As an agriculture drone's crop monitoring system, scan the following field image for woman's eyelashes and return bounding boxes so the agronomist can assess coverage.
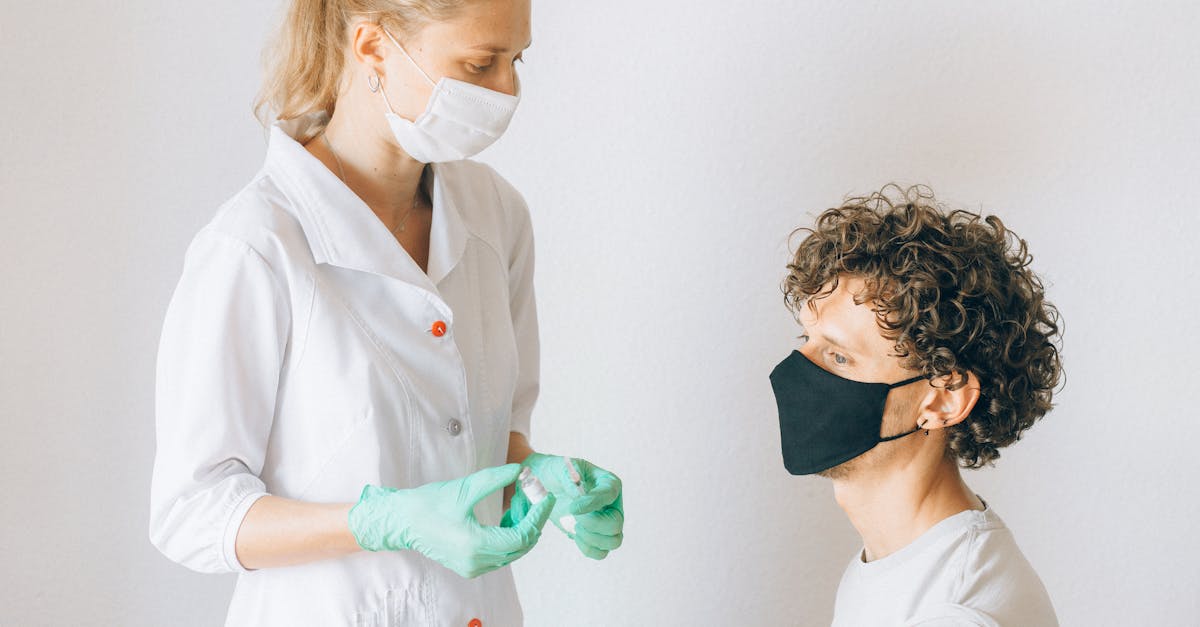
[466,54,524,73]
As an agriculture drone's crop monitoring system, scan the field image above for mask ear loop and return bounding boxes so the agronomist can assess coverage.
[878,374,933,441]
[879,424,924,442]
[382,27,437,87]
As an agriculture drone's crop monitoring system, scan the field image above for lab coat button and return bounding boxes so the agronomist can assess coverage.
[431,320,448,337]
[468,620,482,627]
[446,418,463,436]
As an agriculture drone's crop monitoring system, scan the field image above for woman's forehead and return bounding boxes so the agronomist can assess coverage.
[425,0,531,50]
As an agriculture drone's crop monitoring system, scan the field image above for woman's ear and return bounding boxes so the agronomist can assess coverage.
[350,21,388,69]
[916,371,981,431]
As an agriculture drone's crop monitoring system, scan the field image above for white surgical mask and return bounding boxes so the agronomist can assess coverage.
[378,28,520,163]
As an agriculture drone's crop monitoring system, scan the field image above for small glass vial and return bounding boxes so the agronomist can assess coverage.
[517,467,577,533]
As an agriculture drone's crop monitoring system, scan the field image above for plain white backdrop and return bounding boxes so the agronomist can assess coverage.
[2,1,1198,625]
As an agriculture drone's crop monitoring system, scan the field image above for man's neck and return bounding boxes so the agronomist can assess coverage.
[833,457,984,562]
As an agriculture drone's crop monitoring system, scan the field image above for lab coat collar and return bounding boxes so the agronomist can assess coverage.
[265,116,468,307]
[425,167,467,288]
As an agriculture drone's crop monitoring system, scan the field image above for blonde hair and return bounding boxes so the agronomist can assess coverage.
[254,0,469,142]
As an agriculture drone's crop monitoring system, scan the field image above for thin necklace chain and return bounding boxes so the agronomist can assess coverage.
[321,131,422,235]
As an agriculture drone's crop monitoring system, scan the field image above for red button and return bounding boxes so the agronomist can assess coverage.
[431,320,447,337]
[468,620,482,627]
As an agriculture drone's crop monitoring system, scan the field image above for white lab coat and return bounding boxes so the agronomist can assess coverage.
[150,117,539,627]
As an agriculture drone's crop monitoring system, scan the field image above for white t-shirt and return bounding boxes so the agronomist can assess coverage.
[831,504,1058,627]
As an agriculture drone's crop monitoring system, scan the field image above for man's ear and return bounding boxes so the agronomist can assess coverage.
[916,371,981,431]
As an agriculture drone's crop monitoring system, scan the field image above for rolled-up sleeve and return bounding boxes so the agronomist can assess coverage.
[503,188,539,440]
[149,228,289,574]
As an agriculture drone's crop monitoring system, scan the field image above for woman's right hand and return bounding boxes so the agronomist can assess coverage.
[348,464,555,578]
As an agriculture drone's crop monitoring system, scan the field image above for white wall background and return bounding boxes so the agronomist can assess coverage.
[2,1,1198,625]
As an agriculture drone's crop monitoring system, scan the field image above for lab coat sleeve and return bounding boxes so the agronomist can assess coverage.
[504,188,539,440]
[149,227,289,574]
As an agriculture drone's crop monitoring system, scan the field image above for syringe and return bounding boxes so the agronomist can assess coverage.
[559,456,585,534]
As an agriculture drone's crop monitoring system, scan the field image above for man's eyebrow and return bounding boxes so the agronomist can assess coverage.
[813,328,862,356]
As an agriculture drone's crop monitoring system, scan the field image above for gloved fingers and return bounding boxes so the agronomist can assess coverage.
[450,555,509,579]
[473,536,536,567]
[488,530,543,567]
[517,491,556,535]
[498,508,517,530]
[573,526,623,552]
[474,527,534,558]
[573,534,610,560]
[569,466,622,515]
[573,503,624,536]
[461,463,523,507]
[500,488,531,528]
[478,493,555,554]
[412,536,500,580]
[524,453,575,494]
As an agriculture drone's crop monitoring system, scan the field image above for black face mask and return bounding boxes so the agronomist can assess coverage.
[770,350,929,475]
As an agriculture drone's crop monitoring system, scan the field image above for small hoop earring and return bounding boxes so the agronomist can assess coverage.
[367,74,382,93]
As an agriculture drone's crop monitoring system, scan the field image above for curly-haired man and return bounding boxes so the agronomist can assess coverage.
[770,185,1062,626]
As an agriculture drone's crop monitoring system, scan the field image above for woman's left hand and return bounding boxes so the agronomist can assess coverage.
[502,452,624,560]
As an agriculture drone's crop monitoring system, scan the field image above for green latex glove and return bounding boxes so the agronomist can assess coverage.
[502,452,624,560]
[349,463,555,578]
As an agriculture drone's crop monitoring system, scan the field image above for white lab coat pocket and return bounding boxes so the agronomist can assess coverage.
[352,584,434,627]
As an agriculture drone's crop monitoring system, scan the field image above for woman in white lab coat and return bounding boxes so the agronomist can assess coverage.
[148,1,624,625]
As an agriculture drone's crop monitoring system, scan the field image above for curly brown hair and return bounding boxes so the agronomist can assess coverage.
[783,184,1063,468]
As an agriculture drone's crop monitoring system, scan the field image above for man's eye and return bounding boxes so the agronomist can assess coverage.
[468,63,491,73]
[832,353,849,365]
